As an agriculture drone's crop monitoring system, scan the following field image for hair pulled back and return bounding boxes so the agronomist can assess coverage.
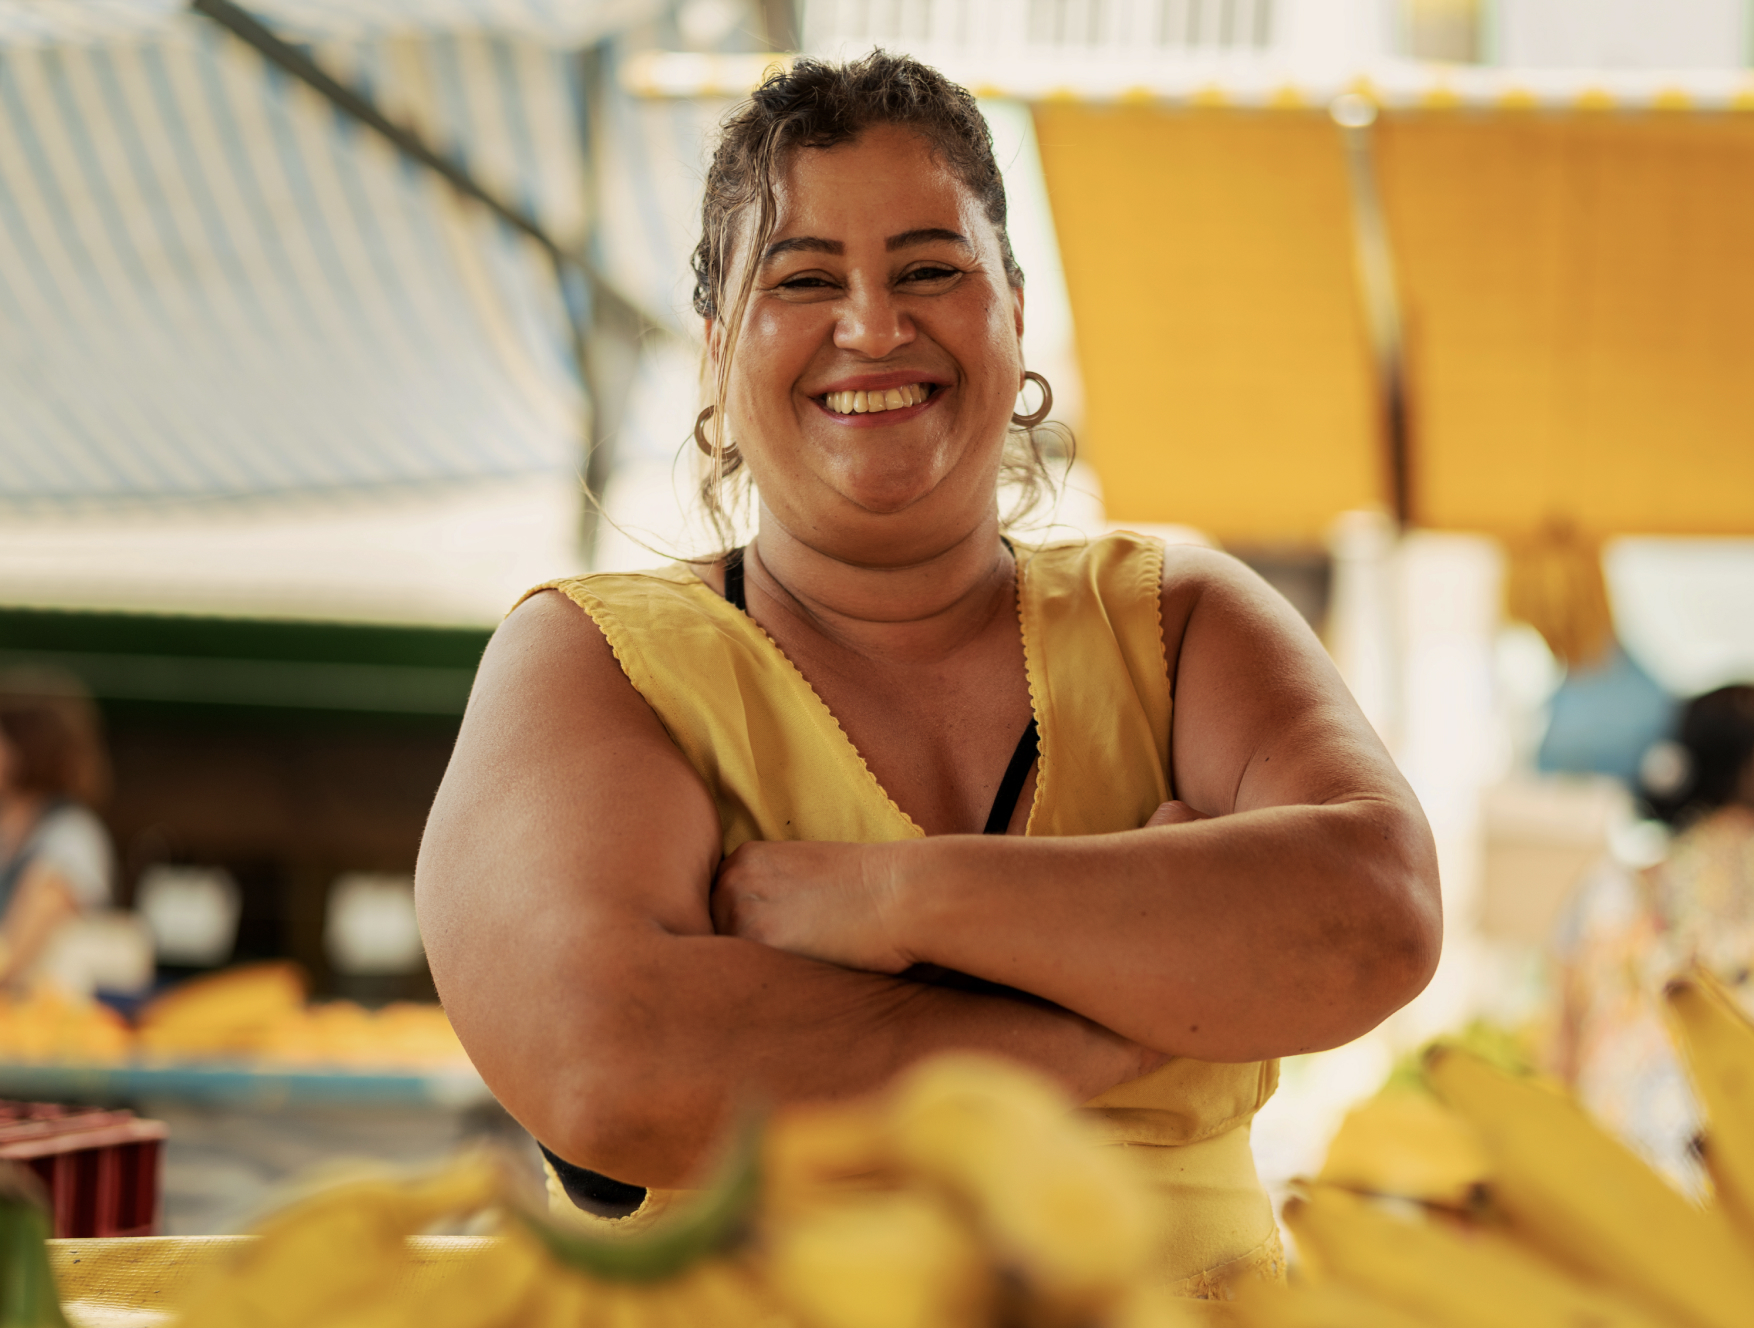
[688,50,1062,550]
[0,669,109,807]
[1645,684,1754,826]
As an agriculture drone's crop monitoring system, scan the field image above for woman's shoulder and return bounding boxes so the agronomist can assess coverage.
[496,561,764,705]
[508,563,708,617]
[26,803,112,908]
[1019,530,1252,602]
[31,802,108,848]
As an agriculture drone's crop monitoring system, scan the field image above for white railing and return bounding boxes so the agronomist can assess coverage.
[804,0,1279,61]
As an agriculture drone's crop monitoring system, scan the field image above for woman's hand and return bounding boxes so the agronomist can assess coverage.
[711,840,912,974]
[713,804,1201,972]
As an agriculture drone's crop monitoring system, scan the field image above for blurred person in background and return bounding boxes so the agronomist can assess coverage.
[0,673,115,987]
[1549,684,1754,1184]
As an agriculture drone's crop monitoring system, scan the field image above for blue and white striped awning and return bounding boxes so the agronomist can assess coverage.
[0,1,654,46]
[0,3,648,509]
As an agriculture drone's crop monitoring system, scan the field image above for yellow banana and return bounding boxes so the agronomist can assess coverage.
[516,1269,596,1328]
[1283,1183,1668,1328]
[1317,1089,1489,1208]
[664,1259,795,1328]
[392,1232,551,1328]
[594,1280,672,1328]
[1230,1280,1440,1328]
[767,1189,990,1328]
[886,1055,1152,1307]
[1426,1044,1754,1328]
[1103,1282,1204,1328]
[1663,970,1754,1242]
[174,1156,503,1328]
[764,1099,894,1215]
[175,1182,418,1327]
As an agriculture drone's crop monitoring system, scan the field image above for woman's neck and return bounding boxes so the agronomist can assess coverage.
[747,508,1016,664]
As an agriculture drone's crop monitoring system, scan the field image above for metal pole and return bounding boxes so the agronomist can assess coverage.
[1331,92,1413,529]
[190,0,650,564]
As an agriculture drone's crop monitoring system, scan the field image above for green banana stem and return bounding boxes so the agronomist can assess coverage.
[0,1164,70,1328]
[514,1119,762,1283]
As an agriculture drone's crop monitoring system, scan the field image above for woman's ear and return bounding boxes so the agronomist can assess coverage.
[1011,286,1025,344]
[703,318,720,371]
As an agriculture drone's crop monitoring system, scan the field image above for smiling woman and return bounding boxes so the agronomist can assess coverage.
[414,52,1442,1301]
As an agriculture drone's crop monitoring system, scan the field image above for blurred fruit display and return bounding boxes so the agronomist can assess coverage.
[1240,968,1754,1327]
[13,970,1754,1325]
[0,962,468,1070]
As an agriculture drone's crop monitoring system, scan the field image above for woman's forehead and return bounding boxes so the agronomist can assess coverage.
[768,125,980,243]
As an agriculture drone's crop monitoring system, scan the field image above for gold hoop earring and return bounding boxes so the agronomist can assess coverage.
[1011,370,1053,429]
[693,405,739,463]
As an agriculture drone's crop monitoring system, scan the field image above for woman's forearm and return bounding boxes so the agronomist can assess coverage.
[454,922,1151,1190]
[881,799,1440,1062]
[0,868,78,986]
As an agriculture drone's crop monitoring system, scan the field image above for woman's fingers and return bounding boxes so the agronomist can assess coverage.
[710,847,753,936]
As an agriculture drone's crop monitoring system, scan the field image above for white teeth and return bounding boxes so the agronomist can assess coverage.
[825,384,930,414]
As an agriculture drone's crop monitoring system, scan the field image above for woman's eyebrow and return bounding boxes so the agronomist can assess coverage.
[763,236,842,260]
[761,228,972,262]
[887,227,970,251]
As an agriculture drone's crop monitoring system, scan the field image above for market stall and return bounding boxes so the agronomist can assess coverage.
[0,963,500,1234]
[1027,68,1754,545]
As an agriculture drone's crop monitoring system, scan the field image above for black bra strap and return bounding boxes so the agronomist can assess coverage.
[723,546,747,611]
[983,717,1039,835]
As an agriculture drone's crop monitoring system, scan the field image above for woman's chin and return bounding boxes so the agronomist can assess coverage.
[829,470,948,518]
[815,442,963,513]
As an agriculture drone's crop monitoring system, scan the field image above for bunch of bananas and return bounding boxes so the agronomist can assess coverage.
[758,1056,1181,1328]
[0,984,130,1063]
[164,1150,787,1328]
[15,1054,1191,1328]
[1239,968,1754,1328]
[136,962,468,1066]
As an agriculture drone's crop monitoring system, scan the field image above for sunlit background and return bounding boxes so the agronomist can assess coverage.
[2,0,1753,1237]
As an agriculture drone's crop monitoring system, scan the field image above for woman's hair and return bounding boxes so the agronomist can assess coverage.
[686,50,1065,552]
[0,670,110,807]
[1643,684,1754,826]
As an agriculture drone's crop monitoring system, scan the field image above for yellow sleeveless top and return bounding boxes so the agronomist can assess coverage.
[524,531,1283,1299]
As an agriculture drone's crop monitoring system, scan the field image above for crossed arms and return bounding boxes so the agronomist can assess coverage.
[415,548,1440,1187]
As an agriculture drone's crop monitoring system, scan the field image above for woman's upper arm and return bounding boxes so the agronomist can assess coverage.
[1161,547,1423,822]
[1160,547,1441,1004]
[414,590,723,1110]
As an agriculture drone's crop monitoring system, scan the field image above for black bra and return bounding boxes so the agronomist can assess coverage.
[542,544,1040,1217]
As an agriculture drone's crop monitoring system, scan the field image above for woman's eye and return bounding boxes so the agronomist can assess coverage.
[778,275,834,290]
[904,266,960,284]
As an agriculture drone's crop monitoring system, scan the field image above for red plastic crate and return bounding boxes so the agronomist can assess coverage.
[0,1101,167,1237]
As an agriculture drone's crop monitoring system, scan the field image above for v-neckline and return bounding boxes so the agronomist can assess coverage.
[686,548,1041,839]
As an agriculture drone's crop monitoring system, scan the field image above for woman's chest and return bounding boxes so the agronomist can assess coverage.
[767,626,1035,837]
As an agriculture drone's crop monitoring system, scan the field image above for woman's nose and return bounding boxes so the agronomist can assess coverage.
[832,281,914,359]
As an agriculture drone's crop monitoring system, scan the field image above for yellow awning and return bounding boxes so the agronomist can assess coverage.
[1032,107,1380,543]
[1378,112,1754,537]
[1035,102,1754,541]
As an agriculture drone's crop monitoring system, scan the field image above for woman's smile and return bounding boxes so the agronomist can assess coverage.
[812,372,949,426]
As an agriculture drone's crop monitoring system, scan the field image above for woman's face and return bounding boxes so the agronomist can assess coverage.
[713,123,1025,561]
